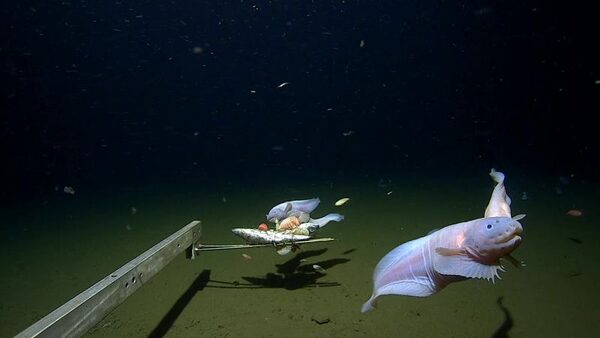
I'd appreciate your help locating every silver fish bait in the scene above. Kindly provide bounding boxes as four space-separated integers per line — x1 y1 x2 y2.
231 228 311 244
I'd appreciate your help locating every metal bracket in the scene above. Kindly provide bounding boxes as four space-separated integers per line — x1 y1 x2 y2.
16 220 202 338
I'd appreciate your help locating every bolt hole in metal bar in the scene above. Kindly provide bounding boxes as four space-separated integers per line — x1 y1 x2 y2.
15 220 202 338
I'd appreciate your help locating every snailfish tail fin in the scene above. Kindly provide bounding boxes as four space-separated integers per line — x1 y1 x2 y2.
361 297 377 313
489 168 505 184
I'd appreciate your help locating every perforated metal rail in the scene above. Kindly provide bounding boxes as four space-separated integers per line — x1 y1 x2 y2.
16 220 202 338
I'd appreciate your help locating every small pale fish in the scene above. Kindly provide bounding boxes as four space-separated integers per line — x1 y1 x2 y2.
308 213 344 229
63 186 76 195
242 253 252 260
266 198 320 222
362 169 524 313
277 82 289 88
335 197 350 206
313 264 327 274
276 245 293 255
567 209 583 217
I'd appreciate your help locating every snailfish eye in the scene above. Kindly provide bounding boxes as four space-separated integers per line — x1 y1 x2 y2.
486 224 493 229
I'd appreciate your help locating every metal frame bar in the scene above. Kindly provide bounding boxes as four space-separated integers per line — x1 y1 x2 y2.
16 220 202 338
16 220 335 337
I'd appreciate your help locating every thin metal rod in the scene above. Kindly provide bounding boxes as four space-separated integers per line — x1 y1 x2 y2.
194 237 335 252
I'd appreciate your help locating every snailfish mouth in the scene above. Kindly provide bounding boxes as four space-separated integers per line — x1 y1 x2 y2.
495 231 522 244
495 222 523 244
496 236 522 252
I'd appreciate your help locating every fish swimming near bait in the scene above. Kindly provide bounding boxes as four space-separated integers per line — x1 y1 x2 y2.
310 213 344 228
290 213 345 235
266 198 321 222
361 169 525 313
267 198 344 231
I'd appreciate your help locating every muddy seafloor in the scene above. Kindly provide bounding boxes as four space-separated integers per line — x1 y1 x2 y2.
1 173 597 338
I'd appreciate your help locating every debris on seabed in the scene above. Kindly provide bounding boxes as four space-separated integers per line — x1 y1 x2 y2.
334 198 350 206
313 264 327 274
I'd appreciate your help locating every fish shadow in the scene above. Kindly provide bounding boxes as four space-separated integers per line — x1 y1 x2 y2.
210 249 350 290
491 296 514 338
342 248 357 255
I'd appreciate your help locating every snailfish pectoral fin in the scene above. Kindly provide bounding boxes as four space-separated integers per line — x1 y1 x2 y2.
283 203 293 215
433 250 503 281
512 214 526 221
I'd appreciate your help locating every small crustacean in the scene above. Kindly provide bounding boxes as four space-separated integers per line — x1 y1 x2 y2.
277 216 300 231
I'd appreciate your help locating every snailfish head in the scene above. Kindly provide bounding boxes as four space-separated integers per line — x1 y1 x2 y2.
266 209 283 222
463 216 524 264
266 202 293 222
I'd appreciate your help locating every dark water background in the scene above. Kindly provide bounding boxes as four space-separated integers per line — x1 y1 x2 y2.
1 1 598 337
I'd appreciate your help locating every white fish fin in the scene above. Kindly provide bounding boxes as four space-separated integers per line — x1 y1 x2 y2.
512 214 526 221
276 245 293 255
361 297 378 313
484 169 512 218
379 279 437 297
361 278 436 313
433 250 503 282
489 168 505 184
